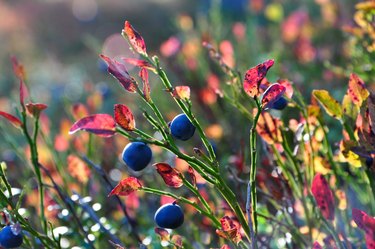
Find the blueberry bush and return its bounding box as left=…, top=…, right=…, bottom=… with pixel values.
left=0, top=1, right=374, bottom=249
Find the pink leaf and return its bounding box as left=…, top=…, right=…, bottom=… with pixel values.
left=311, top=174, right=335, bottom=220
left=243, top=59, right=274, bottom=98
left=19, top=79, right=29, bottom=108
left=188, top=166, right=196, bottom=187
left=139, top=68, right=150, bottom=101
left=0, top=111, right=22, bottom=128
left=108, top=177, right=142, bottom=196
left=277, top=79, right=293, bottom=98
left=312, top=241, right=323, bottom=249
left=100, top=54, right=137, bottom=93
left=123, top=21, right=147, bottom=55
left=261, top=83, right=286, bottom=109
left=69, top=114, right=116, bottom=137
left=172, top=235, right=183, bottom=248
left=114, top=104, right=135, bottom=131
left=154, top=163, right=183, bottom=188
left=122, top=58, right=154, bottom=70
left=173, top=86, right=191, bottom=100
left=352, top=208, right=375, bottom=249
left=26, top=103, right=48, bottom=118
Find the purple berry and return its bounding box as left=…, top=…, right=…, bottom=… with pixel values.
left=271, top=96, right=288, bottom=110
left=0, top=225, right=23, bottom=248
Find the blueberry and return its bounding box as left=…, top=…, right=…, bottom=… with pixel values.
left=271, top=97, right=288, bottom=110
left=0, top=225, right=23, bottom=248
left=122, top=142, right=152, bottom=171
left=154, top=203, right=184, bottom=229
left=170, top=114, right=196, bottom=141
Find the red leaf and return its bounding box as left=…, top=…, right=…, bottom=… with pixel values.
left=173, top=86, right=191, bottom=100
left=108, top=177, right=142, bottom=196
left=277, top=79, right=293, bottom=98
left=11, top=56, right=26, bottom=81
left=261, top=83, right=286, bottom=109
left=122, top=58, right=154, bottom=70
left=154, top=163, right=183, bottom=188
left=352, top=208, right=375, bottom=249
left=123, top=21, right=147, bottom=55
left=114, top=104, right=135, bottom=131
left=69, top=114, right=116, bottom=137
left=154, top=227, right=170, bottom=241
left=348, top=73, right=369, bottom=106
left=188, top=166, right=196, bottom=187
left=216, top=216, right=242, bottom=244
left=221, top=245, right=231, bottom=249
left=311, top=174, right=335, bottom=220
left=312, top=242, right=323, bottom=249
left=0, top=111, right=22, bottom=128
left=139, top=68, right=150, bottom=101
left=243, top=59, right=274, bottom=98
left=26, top=103, right=48, bottom=118
left=100, top=54, right=137, bottom=93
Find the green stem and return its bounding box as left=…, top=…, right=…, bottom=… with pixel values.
left=322, top=218, right=345, bottom=249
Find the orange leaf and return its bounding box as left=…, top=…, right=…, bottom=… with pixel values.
left=69, top=114, right=116, bottom=137
left=114, top=104, right=135, bottom=131
left=173, top=86, right=191, bottom=100
left=311, top=174, right=335, bottom=220
left=172, top=235, right=183, bottom=248
left=256, top=111, right=283, bottom=144
left=0, top=111, right=22, bottom=128
left=348, top=73, right=369, bottom=106
left=123, top=21, right=147, bottom=55
left=216, top=216, right=242, bottom=244
left=243, top=59, right=274, bottom=98
left=108, top=177, right=142, bottom=196
left=100, top=54, right=136, bottom=93
left=154, top=163, right=183, bottom=188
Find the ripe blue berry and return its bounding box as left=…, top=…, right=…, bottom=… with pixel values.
left=0, top=225, right=23, bottom=248
left=122, top=142, right=152, bottom=171
left=271, top=96, right=288, bottom=110
left=154, top=203, right=184, bottom=229
left=170, top=114, right=195, bottom=141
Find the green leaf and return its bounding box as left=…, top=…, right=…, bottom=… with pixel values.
left=312, top=90, right=342, bottom=119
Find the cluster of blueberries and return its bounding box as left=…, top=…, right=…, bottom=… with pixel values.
left=0, top=225, right=23, bottom=248
left=122, top=113, right=195, bottom=229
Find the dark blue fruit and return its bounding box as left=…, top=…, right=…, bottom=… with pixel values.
left=122, top=142, right=152, bottom=171
left=170, top=114, right=195, bottom=141
left=0, top=225, right=23, bottom=248
left=271, top=97, right=288, bottom=110
left=154, top=203, right=184, bottom=229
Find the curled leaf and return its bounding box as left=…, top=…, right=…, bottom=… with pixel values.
left=139, top=68, right=150, bottom=101
left=348, top=73, right=369, bottom=106
left=256, top=111, right=283, bottom=144
left=171, top=235, right=183, bottom=248
left=19, top=80, right=29, bottom=108
left=0, top=111, right=22, bottom=128
left=69, top=114, right=116, bottom=137
left=108, top=177, right=142, bottom=196
left=312, top=90, right=342, bottom=119
left=123, top=21, right=147, bottom=55
left=352, top=208, right=375, bottom=249
left=154, top=227, right=170, bottom=241
left=114, top=104, right=135, bottom=131
left=261, top=83, right=286, bottom=109
left=154, top=163, right=183, bottom=188
left=100, top=54, right=137, bottom=93
left=243, top=59, right=274, bottom=98
left=277, top=79, right=293, bottom=98
left=187, top=166, right=197, bottom=187
left=311, top=174, right=335, bottom=220
left=26, top=103, right=48, bottom=118
left=173, top=86, right=191, bottom=100
left=216, top=216, right=242, bottom=244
